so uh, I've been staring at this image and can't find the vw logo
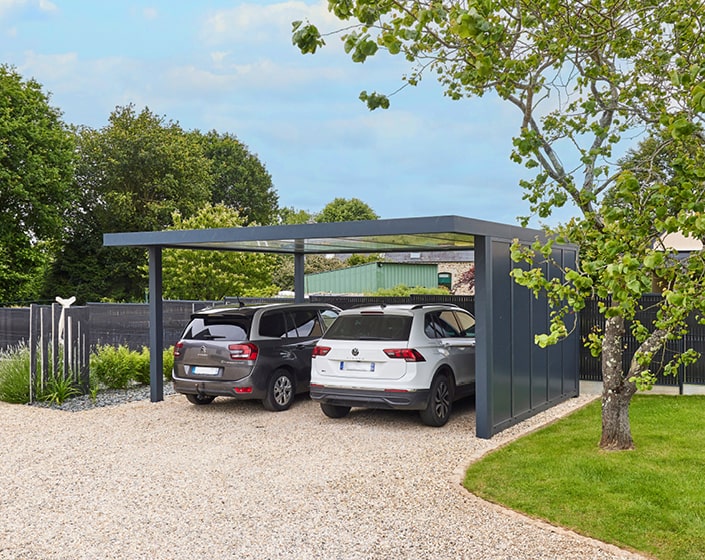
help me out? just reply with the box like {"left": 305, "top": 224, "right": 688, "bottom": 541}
{"left": 351, "top": 348, "right": 359, "bottom": 357}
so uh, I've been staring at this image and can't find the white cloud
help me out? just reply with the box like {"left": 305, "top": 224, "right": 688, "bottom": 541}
{"left": 142, "top": 7, "right": 158, "bottom": 20}
{"left": 0, "top": 0, "right": 56, "bottom": 18}
{"left": 202, "top": 1, "right": 342, "bottom": 47}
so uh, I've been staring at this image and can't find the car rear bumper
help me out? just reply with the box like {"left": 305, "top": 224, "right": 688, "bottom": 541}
{"left": 173, "top": 375, "right": 266, "bottom": 400}
{"left": 310, "top": 385, "right": 430, "bottom": 410}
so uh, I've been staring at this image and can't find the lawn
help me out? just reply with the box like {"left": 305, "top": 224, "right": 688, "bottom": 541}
{"left": 464, "top": 395, "right": 705, "bottom": 560}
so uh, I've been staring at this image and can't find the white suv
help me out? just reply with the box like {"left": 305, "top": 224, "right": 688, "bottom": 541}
{"left": 310, "top": 303, "right": 476, "bottom": 426}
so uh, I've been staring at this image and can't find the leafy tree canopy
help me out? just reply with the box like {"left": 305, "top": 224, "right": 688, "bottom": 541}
{"left": 278, "top": 206, "right": 315, "bottom": 225}
{"left": 160, "top": 203, "right": 279, "bottom": 300}
{"left": 44, "top": 104, "right": 213, "bottom": 303}
{"left": 0, "top": 64, "right": 76, "bottom": 303}
{"left": 195, "top": 130, "right": 279, "bottom": 225}
{"left": 294, "top": 0, "right": 705, "bottom": 450}
{"left": 316, "top": 197, "right": 379, "bottom": 223}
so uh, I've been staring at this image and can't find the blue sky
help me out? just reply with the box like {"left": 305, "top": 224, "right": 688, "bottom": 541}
{"left": 1, "top": 0, "right": 577, "bottom": 226}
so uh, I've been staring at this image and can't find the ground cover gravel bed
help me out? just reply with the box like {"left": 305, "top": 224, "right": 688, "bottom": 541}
{"left": 1, "top": 390, "right": 647, "bottom": 560}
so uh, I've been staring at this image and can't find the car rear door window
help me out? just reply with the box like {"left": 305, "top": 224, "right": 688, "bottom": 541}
{"left": 453, "top": 310, "right": 476, "bottom": 338}
{"left": 259, "top": 311, "right": 290, "bottom": 338}
{"left": 289, "top": 309, "right": 322, "bottom": 337}
{"left": 425, "top": 311, "right": 462, "bottom": 338}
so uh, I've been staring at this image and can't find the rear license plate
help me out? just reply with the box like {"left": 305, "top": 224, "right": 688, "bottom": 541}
{"left": 340, "top": 361, "right": 375, "bottom": 372}
{"left": 190, "top": 366, "right": 220, "bottom": 376}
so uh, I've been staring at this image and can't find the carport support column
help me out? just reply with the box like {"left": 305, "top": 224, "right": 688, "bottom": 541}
{"left": 294, "top": 248, "right": 305, "bottom": 303}
{"left": 148, "top": 246, "right": 164, "bottom": 402}
{"left": 474, "top": 235, "right": 492, "bottom": 439}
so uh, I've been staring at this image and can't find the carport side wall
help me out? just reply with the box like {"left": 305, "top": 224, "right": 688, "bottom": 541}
{"left": 475, "top": 236, "right": 579, "bottom": 439}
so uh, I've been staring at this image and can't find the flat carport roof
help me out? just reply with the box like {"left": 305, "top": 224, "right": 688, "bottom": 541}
{"left": 104, "top": 214, "right": 579, "bottom": 438}
{"left": 103, "top": 214, "right": 530, "bottom": 254}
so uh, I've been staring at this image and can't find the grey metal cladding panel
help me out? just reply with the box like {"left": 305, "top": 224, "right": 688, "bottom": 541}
{"left": 490, "top": 239, "right": 514, "bottom": 426}
{"left": 546, "top": 248, "right": 567, "bottom": 399}
{"left": 560, "top": 247, "right": 580, "bottom": 395}
{"left": 531, "top": 282, "right": 550, "bottom": 404}
{"left": 511, "top": 266, "right": 534, "bottom": 416}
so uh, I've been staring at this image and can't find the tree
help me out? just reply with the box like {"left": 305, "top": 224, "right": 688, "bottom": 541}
{"left": 316, "top": 197, "right": 378, "bottom": 223}
{"left": 196, "top": 130, "right": 279, "bottom": 225}
{"left": 44, "top": 105, "right": 212, "bottom": 302}
{"left": 0, "top": 65, "right": 76, "bottom": 303}
{"left": 294, "top": 0, "right": 705, "bottom": 450}
{"left": 160, "top": 204, "right": 279, "bottom": 300}
{"left": 277, "top": 206, "right": 315, "bottom": 225}
{"left": 272, "top": 198, "right": 380, "bottom": 290}
{"left": 452, "top": 263, "right": 475, "bottom": 295}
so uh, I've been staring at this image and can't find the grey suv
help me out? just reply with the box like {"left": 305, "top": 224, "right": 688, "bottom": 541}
{"left": 172, "top": 302, "right": 340, "bottom": 411}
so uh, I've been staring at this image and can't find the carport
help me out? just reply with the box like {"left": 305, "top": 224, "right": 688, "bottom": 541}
{"left": 104, "top": 214, "right": 579, "bottom": 438}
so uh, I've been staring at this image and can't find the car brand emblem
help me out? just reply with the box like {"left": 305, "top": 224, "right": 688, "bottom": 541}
{"left": 200, "top": 345, "right": 207, "bottom": 354}
{"left": 351, "top": 348, "right": 359, "bottom": 357}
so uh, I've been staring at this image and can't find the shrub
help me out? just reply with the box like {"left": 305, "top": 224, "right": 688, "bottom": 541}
{"left": 38, "top": 374, "right": 80, "bottom": 405}
{"left": 163, "top": 346, "right": 174, "bottom": 381}
{"left": 367, "top": 284, "right": 450, "bottom": 296}
{"left": 90, "top": 345, "right": 137, "bottom": 389}
{"left": 0, "top": 344, "right": 31, "bottom": 403}
{"left": 90, "top": 344, "right": 173, "bottom": 388}
{"left": 132, "top": 346, "right": 151, "bottom": 385}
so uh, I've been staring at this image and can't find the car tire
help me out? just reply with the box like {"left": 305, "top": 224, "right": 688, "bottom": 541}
{"left": 263, "top": 369, "right": 295, "bottom": 411}
{"left": 420, "top": 373, "right": 453, "bottom": 427}
{"left": 186, "top": 393, "right": 215, "bottom": 405}
{"left": 320, "top": 403, "right": 351, "bottom": 418}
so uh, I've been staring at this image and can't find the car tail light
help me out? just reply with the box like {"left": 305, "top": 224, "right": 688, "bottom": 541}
{"left": 173, "top": 342, "right": 184, "bottom": 357}
{"left": 312, "top": 346, "right": 331, "bottom": 357}
{"left": 234, "top": 386, "right": 253, "bottom": 394}
{"left": 383, "top": 348, "right": 426, "bottom": 362}
{"left": 228, "top": 342, "right": 258, "bottom": 361}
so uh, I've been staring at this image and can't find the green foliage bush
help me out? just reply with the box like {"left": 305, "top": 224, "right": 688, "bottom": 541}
{"left": 0, "top": 344, "right": 31, "bottom": 404}
{"left": 367, "top": 284, "right": 450, "bottom": 296}
{"left": 0, "top": 343, "right": 174, "bottom": 404}
{"left": 90, "top": 345, "right": 139, "bottom": 389}
{"left": 40, "top": 374, "right": 80, "bottom": 405}
{"left": 91, "top": 344, "right": 173, "bottom": 389}
{"left": 163, "top": 346, "right": 174, "bottom": 381}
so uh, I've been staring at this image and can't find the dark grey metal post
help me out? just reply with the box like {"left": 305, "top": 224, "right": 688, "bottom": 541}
{"left": 294, "top": 249, "right": 305, "bottom": 303}
{"left": 148, "top": 246, "right": 164, "bottom": 402}
{"left": 474, "top": 236, "right": 492, "bottom": 439}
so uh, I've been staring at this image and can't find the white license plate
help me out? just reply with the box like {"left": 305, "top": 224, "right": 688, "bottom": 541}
{"left": 190, "top": 366, "right": 220, "bottom": 376}
{"left": 340, "top": 361, "right": 375, "bottom": 372}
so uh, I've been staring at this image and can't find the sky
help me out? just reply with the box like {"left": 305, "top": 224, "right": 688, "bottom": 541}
{"left": 0, "top": 0, "right": 579, "bottom": 227}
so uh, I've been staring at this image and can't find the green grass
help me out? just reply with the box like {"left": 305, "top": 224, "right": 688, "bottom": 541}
{"left": 464, "top": 395, "right": 705, "bottom": 560}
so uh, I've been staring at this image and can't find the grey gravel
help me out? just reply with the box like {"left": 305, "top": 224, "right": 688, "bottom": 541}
{"left": 2, "top": 392, "right": 647, "bottom": 560}
{"left": 29, "top": 382, "right": 177, "bottom": 412}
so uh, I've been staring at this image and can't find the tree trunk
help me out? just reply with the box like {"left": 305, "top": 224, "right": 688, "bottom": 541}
{"left": 599, "top": 314, "right": 636, "bottom": 450}
{"left": 599, "top": 311, "right": 669, "bottom": 450}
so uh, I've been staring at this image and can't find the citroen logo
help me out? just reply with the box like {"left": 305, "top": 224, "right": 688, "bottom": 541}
{"left": 351, "top": 348, "right": 359, "bottom": 357}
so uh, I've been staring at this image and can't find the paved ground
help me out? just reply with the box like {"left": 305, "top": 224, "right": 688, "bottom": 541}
{"left": 0, "top": 393, "right": 648, "bottom": 559}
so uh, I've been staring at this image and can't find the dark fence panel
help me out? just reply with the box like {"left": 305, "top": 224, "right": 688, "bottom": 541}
{"left": 87, "top": 301, "right": 219, "bottom": 350}
{"left": 0, "top": 307, "right": 30, "bottom": 349}
{"left": 579, "top": 296, "right": 705, "bottom": 387}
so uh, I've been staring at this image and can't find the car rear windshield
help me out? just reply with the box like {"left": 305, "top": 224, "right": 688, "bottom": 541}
{"left": 183, "top": 317, "right": 249, "bottom": 341}
{"left": 323, "top": 314, "right": 412, "bottom": 341}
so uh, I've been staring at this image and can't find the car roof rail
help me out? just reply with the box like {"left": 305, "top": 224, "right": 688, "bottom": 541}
{"left": 410, "top": 302, "right": 459, "bottom": 310}
{"left": 349, "top": 302, "right": 387, "bottom": 309}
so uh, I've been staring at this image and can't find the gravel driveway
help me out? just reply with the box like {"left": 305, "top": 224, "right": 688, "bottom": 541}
{"left": 0, "top": 393, "right": 647, "bottom": 560}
